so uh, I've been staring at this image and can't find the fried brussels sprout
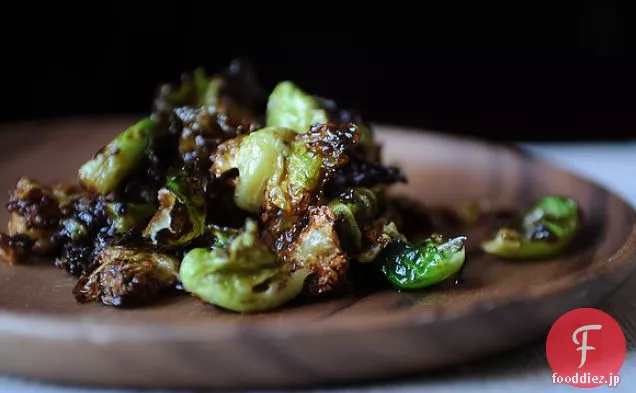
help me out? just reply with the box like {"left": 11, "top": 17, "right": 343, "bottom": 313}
{"left": 73, "top": 246, "right": 180, "bottom": 307}
{"left": 263, "top": 82, "right": 404, "bottom": 194}
{"left": 213, "top": 127, "right": 294, "bottom": 213}
{"left": 212, "top": 122, "right": 361, "bottom": 295}
{"left": 378, "top": 234, "right": 467, "bottom": 290}
{"left": 267, "top": 123, "right": 359, "bottom": 214}
{"left": 213, "top": 122, "right": 360, "bottom": 215}
{"left": 79, "top": 117, "right": 157, "bottom": 195}
{"left": 179, "top": 219, "right": 310, "bottom": 313}
{"left": 143, "top": 170, "right": 206, "bottom": 246}
{"left": 0, "top": 233, "right": 33, "bottom": 264}
{"left": 0, "top": 177, "right": 101, "bottom": 261}
{"left": 482, "top": 195, "right": 580, "bottom": 259}
{"left": 266, "top": 81, "right": 329, "bottom": 134}
{"left": 2, "top": 177, "right": 63, "bottom": 256}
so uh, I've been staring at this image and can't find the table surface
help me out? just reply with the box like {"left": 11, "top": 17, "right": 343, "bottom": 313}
{"left": 1, "top": 139, "right": 635, "bottom": 393}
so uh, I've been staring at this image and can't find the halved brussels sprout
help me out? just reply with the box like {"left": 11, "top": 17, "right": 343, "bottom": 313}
{"left": 230, "top": 127, "right": 293, "bottom": 213}
{"left": 179, "top": 219, "right": 310, "bottom": 313}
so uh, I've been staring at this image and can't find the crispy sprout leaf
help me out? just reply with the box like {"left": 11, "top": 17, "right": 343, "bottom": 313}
{"left": 481, "top": 195, "right": 581, "bottom": 259}
{"left": 179, "top": 219, "right": 310, "bottom": 313}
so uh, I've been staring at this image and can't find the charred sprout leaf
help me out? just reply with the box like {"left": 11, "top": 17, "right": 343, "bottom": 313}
{"left": 378, "top": 234, "right": 467, "bottom": 290}
{"left": 3, "top": 177, "right": 62, "bottom": 257}
{"left": 266, "top": 81, "right": 328, "bottom": 134}
{"left": 143, "top": 170, "right": 206, "bottom": 246}
{"left": 0, "top": 177, "right": 107, "bottom": 262}
{"left": 327, "top": 187, "right": 380, "bottom": 252}
{"left": 153, "top": 67, "right": 210, "bottom": 115}
{"left": 316, "top": 96, "right": 380, "bottom": 162}
{"left": 325, "top": 152, "right": 407, "bottom": 197}
{"left": 481, "top": 195, "right": 580, "bottom": 259}
{"left": 175, "top": 106, "right": 257, "bottom": 167}
{"left": 154, "top": 59, "right": 267, "bottom": 125}
{"left": 79, "top": 117, "right": 156, "bottom": 195}
{"left": 73, "top": 246, "right": 180, "bottom": 307}
{"left": 212, "top": 59, "right": 268, "bottom": 118}
{"left": 283, "top": 205, "right": 349, "bottom": 295}
{"left": 179, "top": 219, "right": 310, "bottom": 313}
{"left": 105, "top": 202, "right": 156, "bottom": 233}
{"left": 55, "top": 243, "right": 97, "bottom": 277}
{"left": 0, "top": 233, "right": 33, "bottom": 264}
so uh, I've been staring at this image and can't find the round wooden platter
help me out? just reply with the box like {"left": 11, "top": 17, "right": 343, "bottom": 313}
{"left": 0, "top": 115, "right": 635, "bottom": 390}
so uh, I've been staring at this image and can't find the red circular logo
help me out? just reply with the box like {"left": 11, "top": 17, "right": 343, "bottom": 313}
{"left": 546, "top": 308, "right": 626, "bottom": 388}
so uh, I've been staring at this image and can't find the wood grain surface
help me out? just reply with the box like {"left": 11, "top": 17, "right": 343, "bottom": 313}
{"left": 0, "top": 116, "right": 634, "bottom": 390}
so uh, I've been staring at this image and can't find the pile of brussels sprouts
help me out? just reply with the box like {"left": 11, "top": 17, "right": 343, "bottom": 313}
{"left": 0, "top": 61, "right": 581, "bottom": 313}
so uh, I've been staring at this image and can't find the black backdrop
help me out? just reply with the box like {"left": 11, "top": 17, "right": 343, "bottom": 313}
{"left": 1, "top": 4, "right": 633, "bottom": 142}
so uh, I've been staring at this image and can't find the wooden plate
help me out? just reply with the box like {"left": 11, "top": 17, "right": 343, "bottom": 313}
{"left": 0, "top": 116, "right": 635, "bottom": 390}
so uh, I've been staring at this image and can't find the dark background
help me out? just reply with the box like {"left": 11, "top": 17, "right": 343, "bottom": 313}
{"left": 1, "top": 3, "right": 633, "bottom": 141}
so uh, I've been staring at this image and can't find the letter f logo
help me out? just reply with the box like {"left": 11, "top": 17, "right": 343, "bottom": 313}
{"left": 572, "top": 324, "right": 602, "bottom": 368}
